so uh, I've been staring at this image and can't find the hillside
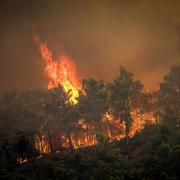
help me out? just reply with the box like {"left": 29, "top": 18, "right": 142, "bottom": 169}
{"left": 1, "top": 112, "right": 179, "bottom": 180}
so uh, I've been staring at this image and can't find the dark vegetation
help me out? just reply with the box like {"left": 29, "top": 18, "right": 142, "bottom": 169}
{"left": 0, "top": 65, "right": 179, "bottom": 180}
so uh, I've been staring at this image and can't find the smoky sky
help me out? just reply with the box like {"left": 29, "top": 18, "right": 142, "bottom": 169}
{"left": 0, "top": 0, "right": 180, "bottom": 92}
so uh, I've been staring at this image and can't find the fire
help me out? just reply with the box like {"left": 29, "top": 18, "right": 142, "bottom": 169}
{"left": 35, "top": 36, "right": 80, "bottom": 104}
{"left": 103, "top": 108, "right": 156, "bottom": 139}
{"left": 35, "top": 135, "right": 51, "bottom": 154}
{"left": 34, "top": 36, "right": 156, "bottom": 154}
{"left": 130, "top": 108, "right": 156, "bottom": 136}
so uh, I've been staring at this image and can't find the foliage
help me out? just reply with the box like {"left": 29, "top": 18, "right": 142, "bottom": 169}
{"left": 0, "top": 65, "right": 179, "bottom": 179}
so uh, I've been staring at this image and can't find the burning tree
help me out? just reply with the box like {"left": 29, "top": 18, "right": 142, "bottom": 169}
{"left": 78, "top": 78, "right": 108, "bottom": 141}
{"left": 44, "top": 86, "right": 80, "bottom": 151}
{"left": 109, "top": 66, "right": 145, "bottom": 147}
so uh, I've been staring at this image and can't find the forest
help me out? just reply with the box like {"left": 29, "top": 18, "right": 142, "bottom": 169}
{"left": 0, "top": 64, "right": 179, "bottom": 180}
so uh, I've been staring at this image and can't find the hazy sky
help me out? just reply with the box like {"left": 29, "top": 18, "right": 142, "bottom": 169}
{"left": 0, "top": 0, "right": 180, "bottom": 92}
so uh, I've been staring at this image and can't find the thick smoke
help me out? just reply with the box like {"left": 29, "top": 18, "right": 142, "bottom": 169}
{"left": 0, "top": 0, "right": 180, "bottom": 92}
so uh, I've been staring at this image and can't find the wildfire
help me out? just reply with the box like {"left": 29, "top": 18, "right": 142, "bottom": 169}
{"left": 35, "top": 36, "right": 80, "bottom": 104}
{"left": 35, "top": 135, "right": 51, "bottom": 154}
{"left": 103, "top": 108, "right": 156, "bottom": 140}
{"left": 130, "top": 108, "right": 156, "bottom": 136}
{"left": 34, "top": 36, "right": 156, "bottom": 155}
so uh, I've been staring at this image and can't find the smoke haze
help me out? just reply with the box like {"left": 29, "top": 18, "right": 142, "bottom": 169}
{"left": 0, "top": 0, "right": 180, "bottom": 92}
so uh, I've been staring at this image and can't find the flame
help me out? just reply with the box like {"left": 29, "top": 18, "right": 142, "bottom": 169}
{"left": 35, "top": 135, "right": 51, "bottom": 154}
{"left": 129, "top": 108, "right": 156, "bottom": 136}
{"left": 103, "top": 108, "right": 156, "bottom": 139}
{"left": 35, "top": 36, "right": 79, "bottom": 104}
{"left": 34, "top": 36, "right": 156, "bottom": 154}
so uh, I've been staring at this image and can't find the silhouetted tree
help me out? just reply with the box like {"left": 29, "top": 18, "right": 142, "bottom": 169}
{"left": 44, "top": 86, "right": 80, "bottom": 151}
{"left": 78, "top": 78, "right": 108, "bottom": 138}
{"left": 109, "top": 66, "right": 144, "bottom": 149}
{"left": 159, "top": 65, "right": 180, "bottom": 116}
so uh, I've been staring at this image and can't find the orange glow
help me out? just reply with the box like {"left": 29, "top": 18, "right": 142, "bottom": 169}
{"left": 17, "top": 157, "right": 27, "bottom": 164}
{"left": 130, "top": 108, "right": 156, "bottom": 136}
{"left": 35, "top": 135, "right": 51, "bottom": 154}
{"left": 103, "top": 108, "right": 156, "bottom": 139}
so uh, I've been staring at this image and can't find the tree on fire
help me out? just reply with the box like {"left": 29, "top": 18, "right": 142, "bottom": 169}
{"left": 44, "top": 85, "right": 80, "bottom": 151}
{"left": 109, "top": 66, "right": 144, "bottom": 148}
{"left": 78, "top": 78, "right": 108, "bottom": 138}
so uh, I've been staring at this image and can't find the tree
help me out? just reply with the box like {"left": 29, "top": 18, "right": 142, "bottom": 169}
{"left": 109, "top": 66, "right": 144, "bottom": 148}
{"left": 14, "top": 132, "right": 38, "bottom": 163}
{"left": 44, "top": 86, "right": 79, "bottom": 151}
{"left": 60, "top": 104, "right": 80, "bottom": 150}
{"left": 78, "top": 78, "right": 108, "bottom": 139}
{"left": 0, "top": 91, "right": 24, "bottom": 137}
{"left": 19, "top": 90, "right": 48, "bottom": 155}
{"left": 159, "top": 65, "right": 180, "bottom": 116}
{"left": 0, "top": 90, "right": 42, "bottom": 156}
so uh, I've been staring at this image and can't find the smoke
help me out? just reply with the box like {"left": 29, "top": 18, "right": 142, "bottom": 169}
{"left": 0, "top": 0, "right": 180, "bottom": 92}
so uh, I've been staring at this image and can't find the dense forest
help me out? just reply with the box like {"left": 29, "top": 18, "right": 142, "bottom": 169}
{"left": 0, "top": 65, "right": 179, "bottom": 180}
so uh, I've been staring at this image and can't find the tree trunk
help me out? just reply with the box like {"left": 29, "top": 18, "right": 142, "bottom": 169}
{"left": 106, "top": 123, "right": 112, "bottom": 140}
{"left": 67, "top": 132, "right": 74, "bottom": 151}
{"left": 47, "top": 124, "right": 54, "bottom": 153}
{"left": 86, "top": 130, "right": 89, "bottom": 145}
{"left": 124, "top": 100, "right": 131, "bottom": 156}
{"left": 125, "top": 114, "right": 130, "bottom": 156}
{"left": 39, "top": 134, "right": 44, "bottom": 155}
{"left": 97, "top": 120, "right": 103, "bottom": 135}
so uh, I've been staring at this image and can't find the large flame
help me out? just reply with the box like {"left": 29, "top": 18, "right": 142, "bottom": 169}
{"left": 35, "top": 36, "right": 79, "bottom": 104}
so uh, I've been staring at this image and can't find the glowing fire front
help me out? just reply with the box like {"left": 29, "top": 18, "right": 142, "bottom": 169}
{"left": 35, "top": 36, "right": 80, "bottom": 104}
{"left": 34, "top": 109, "right": 156, "bottom": 155}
